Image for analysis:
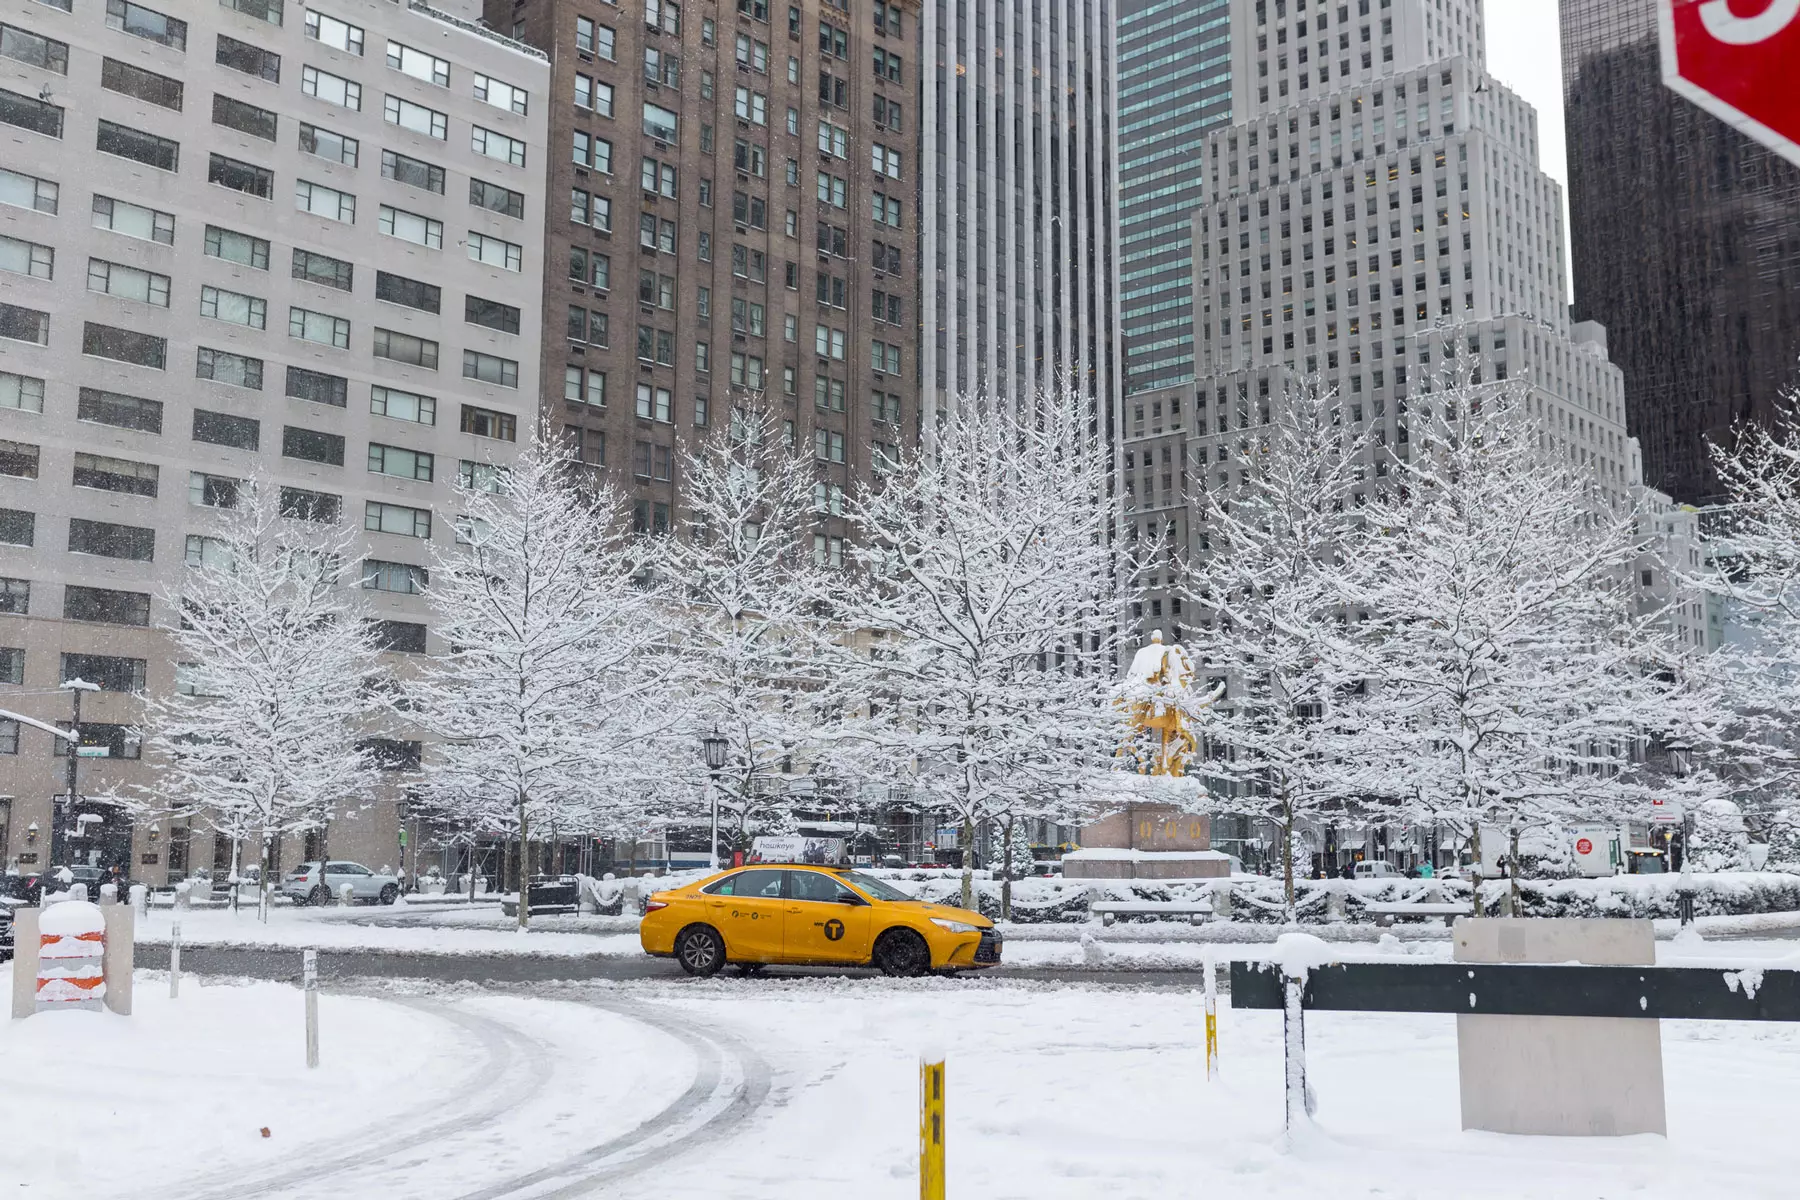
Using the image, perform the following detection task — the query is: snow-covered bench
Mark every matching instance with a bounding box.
[1088,899,1214,927]
[1363,901,1467,927]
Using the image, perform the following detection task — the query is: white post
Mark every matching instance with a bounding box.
[128,883,147,919]
[303,949,319,1069]
[1282,968,1313,1130]
[169,918,182,999]
[337,882,353,907]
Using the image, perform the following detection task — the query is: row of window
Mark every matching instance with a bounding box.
[0,308,523,396]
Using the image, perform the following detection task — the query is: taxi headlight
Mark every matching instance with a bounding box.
[930,918,981,935]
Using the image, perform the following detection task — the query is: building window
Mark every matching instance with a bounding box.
[101,59,181,110]
[286,367,348,408]
[289,307,351,349]
[378,205,443,248]
[365,501,431,539]
[204,225,268,268]
[470,179,523,218]
[192,410,260,451]
[195,348,264,390]
[371,386,436,426]
[293,249,354,291]
[78,387,160,432]
[459,405,517,441]
[282,426,346,467]
[362,560,427,595]
[209,153,273,198]
[280,487,342,523]
[68,518,154,562]
[82,323,166,369]
[63,585,150,627]
[105,1,187,51]
[60,653,146,694]
[300,122,360,166]
[0,372,45,415]
[368,443,433,482]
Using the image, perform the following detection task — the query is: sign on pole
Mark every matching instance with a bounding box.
[1650,798,1684,825]
[1661,0,1800,166]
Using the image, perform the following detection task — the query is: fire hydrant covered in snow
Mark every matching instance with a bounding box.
[36,901,106,1012]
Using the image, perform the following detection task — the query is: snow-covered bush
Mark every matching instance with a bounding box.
[1766,809,1800,874]
[1689,799,1751,872]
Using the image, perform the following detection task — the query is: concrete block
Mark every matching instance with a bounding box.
[10,907,37,1019]
[1454,917,1665,1137]
[100,902,134,1016]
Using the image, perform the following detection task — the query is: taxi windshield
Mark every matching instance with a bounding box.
[837,871,915,902]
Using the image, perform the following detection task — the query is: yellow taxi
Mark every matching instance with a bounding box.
[640,864,1002,977]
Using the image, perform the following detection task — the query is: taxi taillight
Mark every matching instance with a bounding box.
[643,898,669,912]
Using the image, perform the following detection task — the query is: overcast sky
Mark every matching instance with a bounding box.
[1485,0,1572,294]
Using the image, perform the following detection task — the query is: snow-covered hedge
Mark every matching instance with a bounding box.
[932,872,1800,925]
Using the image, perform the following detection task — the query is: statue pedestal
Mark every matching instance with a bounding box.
[1069,804,1227,879]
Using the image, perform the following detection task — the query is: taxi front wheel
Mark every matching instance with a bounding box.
[874,929,931,977]
[676,926,725,978]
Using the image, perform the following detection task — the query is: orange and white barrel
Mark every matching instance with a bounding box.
[37,900,106,1012]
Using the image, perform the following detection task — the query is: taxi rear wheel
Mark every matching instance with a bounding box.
[873,929,931,978]
[675,925,725,977]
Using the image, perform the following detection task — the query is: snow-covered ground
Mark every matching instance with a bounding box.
[0,971,700,1197]
[7,964,1796,1199]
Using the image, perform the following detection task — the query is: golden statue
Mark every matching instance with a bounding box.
[1116,629,1201,776]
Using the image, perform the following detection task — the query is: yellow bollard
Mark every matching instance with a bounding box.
[1204,951,1220,1079]
[920,1054,945,1200]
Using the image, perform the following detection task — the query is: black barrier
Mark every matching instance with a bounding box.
[1230,960,1800,1021]
[1228,957,1800,1131]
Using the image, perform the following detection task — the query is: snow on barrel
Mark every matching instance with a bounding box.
[37,900,106,1012]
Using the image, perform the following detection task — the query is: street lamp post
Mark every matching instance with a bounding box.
[702,729,728,870]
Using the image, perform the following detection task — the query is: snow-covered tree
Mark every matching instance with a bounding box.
[1184,372,1384,918]
[1688,798,1750,872]
[659,398,832,855]
[1340,356,1693,913]
[135,482,383,919]
[1700,395,1800,804]
[406,432,686,927]
[1000,817,1037,882]
[835,380,1144,913]
[1765,808,1800,873]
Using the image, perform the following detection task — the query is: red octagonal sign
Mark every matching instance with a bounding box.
[1662,1,1800,165]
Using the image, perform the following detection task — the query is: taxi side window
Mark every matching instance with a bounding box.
[788,871,856,903]
[706,869,785,898]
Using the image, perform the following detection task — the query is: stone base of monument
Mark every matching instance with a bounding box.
[1454,917,1665,1136]
[1060,848,1232,880]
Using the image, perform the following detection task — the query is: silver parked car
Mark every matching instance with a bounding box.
[279,861,401,906]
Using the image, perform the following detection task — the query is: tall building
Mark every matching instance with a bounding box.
[1123,0,1651,640]
[1561,0,1800,503]
[0,0,548,879]
[494,0,921,560]
[1116,0,1231,397]
[921,0,1121,428]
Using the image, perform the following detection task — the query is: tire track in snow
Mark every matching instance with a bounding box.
[150,995,552,1200]
[449,994,771,1200]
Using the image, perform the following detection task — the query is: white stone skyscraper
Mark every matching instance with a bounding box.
[0,0,548,878]
[922,0,1122,432]
[1120,0,1674,644]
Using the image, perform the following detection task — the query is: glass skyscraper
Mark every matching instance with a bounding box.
[1116,0,1233,396]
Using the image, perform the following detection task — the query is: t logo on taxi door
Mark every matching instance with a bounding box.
[823,919,845,941]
